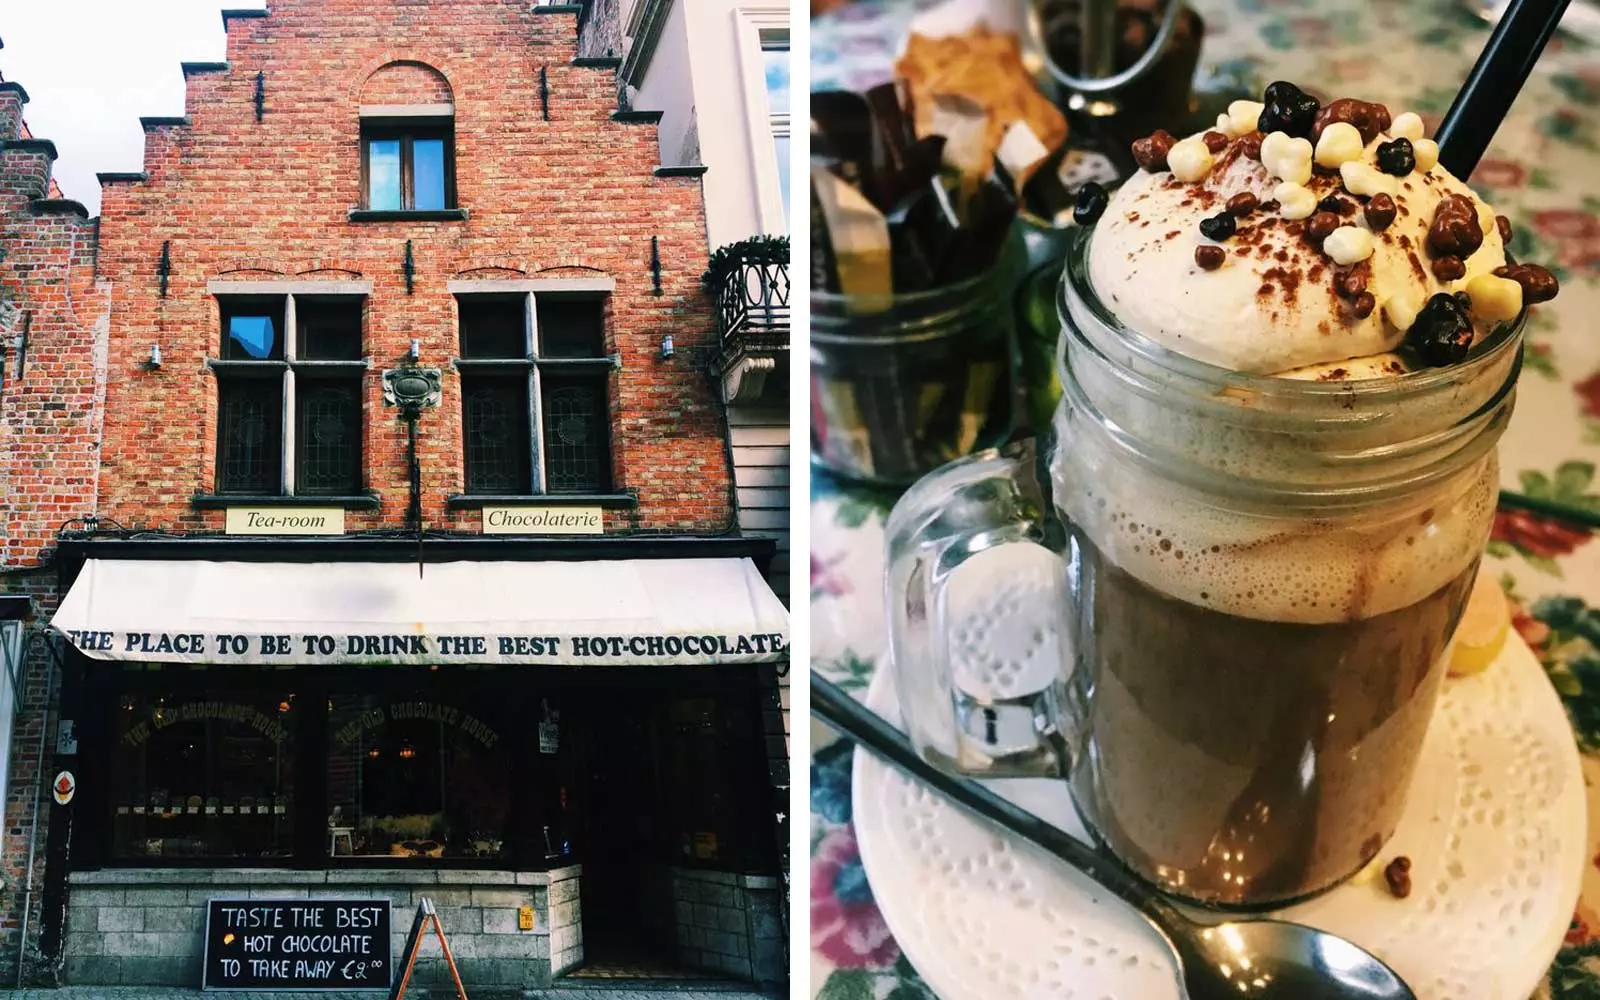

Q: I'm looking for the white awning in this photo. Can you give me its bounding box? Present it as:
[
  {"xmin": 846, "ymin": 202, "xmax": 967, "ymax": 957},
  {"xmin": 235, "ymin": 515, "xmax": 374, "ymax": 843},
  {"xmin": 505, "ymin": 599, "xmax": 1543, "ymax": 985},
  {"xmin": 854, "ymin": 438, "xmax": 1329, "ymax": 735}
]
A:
[{"xmin": 51, "ymin": 558, "xmax": 789, "ymax": 666}]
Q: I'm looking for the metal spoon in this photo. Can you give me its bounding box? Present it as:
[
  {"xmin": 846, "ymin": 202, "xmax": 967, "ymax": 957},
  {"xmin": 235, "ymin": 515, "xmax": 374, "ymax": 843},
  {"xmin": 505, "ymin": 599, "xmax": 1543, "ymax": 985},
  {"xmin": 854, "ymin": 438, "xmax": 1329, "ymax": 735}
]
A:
[{"xmin": 812, "ymin": 672, "xmax": 1417, "ymax": 1000}]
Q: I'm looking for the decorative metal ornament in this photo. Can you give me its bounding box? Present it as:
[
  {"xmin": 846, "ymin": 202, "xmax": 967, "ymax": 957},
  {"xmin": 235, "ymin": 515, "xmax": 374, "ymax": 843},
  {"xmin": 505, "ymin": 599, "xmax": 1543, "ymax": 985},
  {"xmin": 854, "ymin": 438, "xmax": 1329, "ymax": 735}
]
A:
[
  {"xmin": 157, "ymin": 241, "xmax": 172, "ymax": 298},
  {"xmin": 254, "ymin": 71, "xmax": 265, "ymax": 123},
  {"xmin": 540, "ymin": 66, "xmax": 549, "ymax": 121},
  {"xmin": 403, "ymin": 239, "xmax": 415, "ymax": 295},
  {"xmin": 650, "ymin": 235, "xmax": 662, "ymax": 296},
  {"xmin": 382, "ymin": 366, "xmax": 441, "ymax": 415}
]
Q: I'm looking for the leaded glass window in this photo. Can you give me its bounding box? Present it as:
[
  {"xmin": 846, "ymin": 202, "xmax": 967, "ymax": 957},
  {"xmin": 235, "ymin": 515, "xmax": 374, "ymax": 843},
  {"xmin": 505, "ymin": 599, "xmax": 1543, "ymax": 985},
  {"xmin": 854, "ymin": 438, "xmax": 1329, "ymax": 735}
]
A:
[
  {"xmin": 218, "ymin": 377, "xmax": 283, "ymax": 493},
  {"xmin": 457, "ymin": 293, "xmax": 613, "ymax": 496},
  {"xmin": 214, "ymin": 293, "xmax": 366, "ymax": 497}
]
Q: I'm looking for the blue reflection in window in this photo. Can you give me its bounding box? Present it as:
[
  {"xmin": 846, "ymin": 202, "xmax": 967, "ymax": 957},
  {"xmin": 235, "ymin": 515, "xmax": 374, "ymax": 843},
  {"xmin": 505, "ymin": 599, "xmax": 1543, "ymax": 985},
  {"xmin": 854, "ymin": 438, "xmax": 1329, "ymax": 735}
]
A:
[
  {"xmin": 762, "ymin": 44, "xmax": 789, "ymax": 115},
  {"xmin": 228, "ymin": 315, "xmax": 278, "ymax": 359},
  {"xmin": 368, "ymin": 139, "xmax": 401, "ymax": 211},
  {"xmin": 414, "ymin": 139, "xmax": 446, "ymax": 211}
]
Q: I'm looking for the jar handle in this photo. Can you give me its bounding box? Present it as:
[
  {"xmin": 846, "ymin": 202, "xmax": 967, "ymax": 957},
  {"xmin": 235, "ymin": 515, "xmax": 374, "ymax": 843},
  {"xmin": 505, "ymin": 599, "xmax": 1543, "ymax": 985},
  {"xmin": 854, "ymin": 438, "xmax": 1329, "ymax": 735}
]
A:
[{"xmin": 885, "ymin": 438, "xmax": 1076, "ymax": 779}]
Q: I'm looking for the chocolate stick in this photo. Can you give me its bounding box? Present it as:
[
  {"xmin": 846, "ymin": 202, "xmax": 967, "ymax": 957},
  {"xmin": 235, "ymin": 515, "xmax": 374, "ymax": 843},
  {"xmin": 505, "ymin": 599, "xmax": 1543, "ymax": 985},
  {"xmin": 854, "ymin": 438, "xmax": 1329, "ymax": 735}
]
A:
[{"xmin": 1435, "ymin": 0, "xmax": 1571, "ymax": 179}]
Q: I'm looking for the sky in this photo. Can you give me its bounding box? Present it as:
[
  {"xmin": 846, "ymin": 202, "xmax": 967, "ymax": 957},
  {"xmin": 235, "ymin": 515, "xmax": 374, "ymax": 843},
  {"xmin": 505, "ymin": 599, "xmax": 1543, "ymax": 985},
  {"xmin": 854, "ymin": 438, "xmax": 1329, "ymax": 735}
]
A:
[{"xmin": 0, "ymin": 1, "xmax": 265, "ymax": 215}]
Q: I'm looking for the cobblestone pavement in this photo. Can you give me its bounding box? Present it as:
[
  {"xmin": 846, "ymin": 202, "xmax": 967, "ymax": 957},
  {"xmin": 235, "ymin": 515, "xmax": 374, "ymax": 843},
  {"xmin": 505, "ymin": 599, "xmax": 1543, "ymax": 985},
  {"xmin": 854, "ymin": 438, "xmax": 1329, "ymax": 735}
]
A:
[{"xmin": 0, "ymin": 987, "xmax": 782, "ymax": 999}]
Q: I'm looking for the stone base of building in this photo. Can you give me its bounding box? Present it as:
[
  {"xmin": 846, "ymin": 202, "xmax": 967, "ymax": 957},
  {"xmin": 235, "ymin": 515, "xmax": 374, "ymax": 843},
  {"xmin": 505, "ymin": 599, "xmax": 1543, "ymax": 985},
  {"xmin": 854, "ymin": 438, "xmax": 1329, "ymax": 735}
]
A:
[
  {"xmin": 63, "ymin": 866, "xmax": 583, "ymax": 989},
  {"xmin": 644, "ymin": 867, "xmax": 784, "ymax": 985}
]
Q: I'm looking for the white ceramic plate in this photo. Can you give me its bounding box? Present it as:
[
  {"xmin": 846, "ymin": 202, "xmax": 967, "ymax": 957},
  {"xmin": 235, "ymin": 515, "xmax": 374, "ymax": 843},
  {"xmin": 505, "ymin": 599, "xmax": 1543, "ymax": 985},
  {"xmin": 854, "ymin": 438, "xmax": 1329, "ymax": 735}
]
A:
[{"xmin": 856, "ymin": 628, "xmax": 1585, "ymax": 1000}]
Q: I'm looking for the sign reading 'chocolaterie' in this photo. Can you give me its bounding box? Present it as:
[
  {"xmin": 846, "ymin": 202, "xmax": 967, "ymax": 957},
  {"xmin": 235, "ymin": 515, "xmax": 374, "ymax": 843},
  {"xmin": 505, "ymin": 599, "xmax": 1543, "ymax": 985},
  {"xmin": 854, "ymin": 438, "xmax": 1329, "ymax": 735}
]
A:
[
  {"xmin": 203, "ymin": 899, "xmax": 390, "ymax": 991},
  {"xmin": 481, "ymin": 505, "xmax": 603, "ymax": 534}
]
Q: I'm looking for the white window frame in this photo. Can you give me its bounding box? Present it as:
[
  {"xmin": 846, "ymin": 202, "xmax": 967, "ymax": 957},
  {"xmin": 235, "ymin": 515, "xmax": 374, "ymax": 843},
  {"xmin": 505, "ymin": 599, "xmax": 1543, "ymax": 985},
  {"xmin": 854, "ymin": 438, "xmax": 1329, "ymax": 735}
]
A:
[{"xmin": 732, "ymin": 6, "xmax": 789, "ymax": 235}]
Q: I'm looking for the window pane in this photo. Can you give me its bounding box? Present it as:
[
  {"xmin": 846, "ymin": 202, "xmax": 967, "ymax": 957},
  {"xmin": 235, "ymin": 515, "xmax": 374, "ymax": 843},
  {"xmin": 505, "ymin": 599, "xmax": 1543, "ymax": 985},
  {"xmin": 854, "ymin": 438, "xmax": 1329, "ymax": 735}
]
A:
[
  {"xmin": 413, "ymin": 138, "xmax": 447, "ymax": 211},
  {"xmin": 297, "ymin": 298, "xmax": 363, "ymax": 360},
  {"xmin": 462, "ymin": 375, "xmax": 532, "ymax": 494},
  {"xmin": 535, "ymin": 299, "xmax": 605, "ymax": 358},
  {"xmin": 111, "ymin": 692, "xmax": 296, "ymax": 860},
  {"xmin": 217, "ymin": 377, "xmax": 283, "ymax": 493},
  {"xmin": 326, "ymin": 694, "xmax": 511, "ymax": 860},
  {"xmin": 540, "ymin": 374, "xmax": 609, "ymax": 493},
  {"xmin": 762, "ymin": 40, "xmax": 789, "ymax": 115},
  {"xmin": 220, "ymin": 297, "xmax": 285, "ymax": 360},
  {"xmin": 459, "ymin": 298, "xmax": 527, "ymax": 359},
  {"xmin": 367, "ymin": 139, "xmax": 401, "ymax": 211},
  {"xmin": 295, "ymin": 378, "xmax": 362, "ymax": 495}
]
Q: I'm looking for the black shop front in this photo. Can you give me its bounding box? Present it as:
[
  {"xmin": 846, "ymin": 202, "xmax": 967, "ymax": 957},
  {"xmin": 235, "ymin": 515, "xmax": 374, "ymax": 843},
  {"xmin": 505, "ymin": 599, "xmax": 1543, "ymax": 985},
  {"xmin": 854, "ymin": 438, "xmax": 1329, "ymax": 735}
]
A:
[{"xmin": 37, "ymin": 537, "xmax": 789, "ymax": 989}]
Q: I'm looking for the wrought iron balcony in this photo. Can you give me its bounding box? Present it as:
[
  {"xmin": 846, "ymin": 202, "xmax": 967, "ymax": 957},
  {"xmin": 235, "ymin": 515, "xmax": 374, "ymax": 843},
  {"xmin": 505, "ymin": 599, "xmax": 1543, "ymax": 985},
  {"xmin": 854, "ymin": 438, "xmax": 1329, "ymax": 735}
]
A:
[{"xmin": 706, "ymin": 236, "xmax": 789, "ymax": 403}]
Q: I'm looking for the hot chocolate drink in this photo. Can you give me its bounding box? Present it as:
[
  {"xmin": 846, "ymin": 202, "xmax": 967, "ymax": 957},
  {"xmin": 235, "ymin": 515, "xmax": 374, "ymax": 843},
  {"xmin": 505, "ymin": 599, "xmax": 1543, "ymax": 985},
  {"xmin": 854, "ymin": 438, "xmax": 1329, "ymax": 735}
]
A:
[
  {"xmin": 1050, "ymin": 82, "xmax": 1558, "ymax": 905},
  {"xmin": 884, "ymin": 80, "xmax": 1562, "ymax": 910}
]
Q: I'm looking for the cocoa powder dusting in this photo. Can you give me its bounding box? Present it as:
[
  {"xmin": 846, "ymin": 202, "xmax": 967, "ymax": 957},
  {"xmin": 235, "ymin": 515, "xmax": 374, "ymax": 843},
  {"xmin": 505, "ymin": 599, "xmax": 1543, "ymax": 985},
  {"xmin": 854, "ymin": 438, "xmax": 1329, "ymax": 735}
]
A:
[{"xmin": 1405, "ymin": 250, "xmax": 1428, "ymax": 284}]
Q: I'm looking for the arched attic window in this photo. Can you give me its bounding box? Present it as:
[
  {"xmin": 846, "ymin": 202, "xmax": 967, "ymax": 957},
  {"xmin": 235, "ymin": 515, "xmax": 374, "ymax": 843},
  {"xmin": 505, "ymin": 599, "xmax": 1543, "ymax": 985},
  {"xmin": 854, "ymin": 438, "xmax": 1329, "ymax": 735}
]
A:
[{"xmin": 357, "ymin": 62, "xmax": 457, "ymax": 215}]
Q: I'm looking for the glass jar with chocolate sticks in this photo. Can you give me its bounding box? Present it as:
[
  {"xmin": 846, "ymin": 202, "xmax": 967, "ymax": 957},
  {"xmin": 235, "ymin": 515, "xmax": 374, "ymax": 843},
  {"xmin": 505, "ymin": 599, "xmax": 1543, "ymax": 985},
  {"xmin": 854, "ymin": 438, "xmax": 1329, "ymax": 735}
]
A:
[{"xmin": 810, "ymin": 59, "xmax": 1066, "ymax": 485}]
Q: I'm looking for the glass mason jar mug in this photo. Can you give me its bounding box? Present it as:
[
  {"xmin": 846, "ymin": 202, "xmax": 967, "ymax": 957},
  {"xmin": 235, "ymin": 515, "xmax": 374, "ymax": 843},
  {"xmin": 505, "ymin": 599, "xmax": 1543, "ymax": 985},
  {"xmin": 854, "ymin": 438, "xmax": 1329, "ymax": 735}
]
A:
[{"xmin": 886, "ymin": 229, "xmax": 1522, "ymax": 909}]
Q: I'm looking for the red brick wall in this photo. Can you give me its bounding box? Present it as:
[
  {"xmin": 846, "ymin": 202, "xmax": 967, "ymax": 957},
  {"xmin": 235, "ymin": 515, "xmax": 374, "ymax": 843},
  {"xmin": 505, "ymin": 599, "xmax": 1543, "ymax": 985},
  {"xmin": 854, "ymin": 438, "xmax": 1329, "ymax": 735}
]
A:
[
  {"xmin": 0, "ymin": 80, "xmax": 109, "ymax": 983},
  {"xmin": 96, "ymin": 0, "xmax": 729, "ymax": 535},
  {"xmin": 361, "ymin": 61, "xmax": 455, "ymax": 105}
]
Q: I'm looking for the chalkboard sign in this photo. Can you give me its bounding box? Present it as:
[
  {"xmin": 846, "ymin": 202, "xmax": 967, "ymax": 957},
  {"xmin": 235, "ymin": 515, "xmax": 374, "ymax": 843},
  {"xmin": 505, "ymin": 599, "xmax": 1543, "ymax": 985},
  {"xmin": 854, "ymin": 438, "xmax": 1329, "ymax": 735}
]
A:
[{"xmin": 203, "ymin": 898, "xmax": 392, "ymax": 992}]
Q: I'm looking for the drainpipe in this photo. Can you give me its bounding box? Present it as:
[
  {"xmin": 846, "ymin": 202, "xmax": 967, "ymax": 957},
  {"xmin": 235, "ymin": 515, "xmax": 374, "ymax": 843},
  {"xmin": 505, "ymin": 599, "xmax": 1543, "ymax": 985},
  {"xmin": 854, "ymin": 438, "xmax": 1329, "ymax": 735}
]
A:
[{"xmin": 16, "ymin": 637, "xmax": 55, "ymax": 987}]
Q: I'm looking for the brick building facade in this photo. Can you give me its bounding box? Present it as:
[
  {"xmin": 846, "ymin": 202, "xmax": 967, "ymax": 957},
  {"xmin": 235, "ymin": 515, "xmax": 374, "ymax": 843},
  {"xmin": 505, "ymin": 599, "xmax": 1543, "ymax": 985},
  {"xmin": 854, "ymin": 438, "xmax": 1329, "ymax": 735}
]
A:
[
  {"xmin": 0, "ymin": 3, "xmax": 787, "ymax": 990},
  {"xmin": 0, "ymin": 72, "xmax": 111, "ymax": 988}
]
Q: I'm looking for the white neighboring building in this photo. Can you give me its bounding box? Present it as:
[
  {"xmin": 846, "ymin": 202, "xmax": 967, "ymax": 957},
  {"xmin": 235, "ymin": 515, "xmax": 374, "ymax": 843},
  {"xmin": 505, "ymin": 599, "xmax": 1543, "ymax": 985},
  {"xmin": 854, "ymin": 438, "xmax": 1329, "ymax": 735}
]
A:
[{"xmin": 580, "ymin": 0, "xmax": 791, "ymax": 606}]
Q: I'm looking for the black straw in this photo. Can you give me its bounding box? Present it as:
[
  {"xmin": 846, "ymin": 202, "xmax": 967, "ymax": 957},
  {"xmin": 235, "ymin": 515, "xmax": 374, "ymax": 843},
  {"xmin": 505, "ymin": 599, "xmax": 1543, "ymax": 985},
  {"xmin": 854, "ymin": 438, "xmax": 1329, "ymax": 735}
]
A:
[{"xmin": 1435, "ymin": 0, "xmax": 1571, "ymax": 179}]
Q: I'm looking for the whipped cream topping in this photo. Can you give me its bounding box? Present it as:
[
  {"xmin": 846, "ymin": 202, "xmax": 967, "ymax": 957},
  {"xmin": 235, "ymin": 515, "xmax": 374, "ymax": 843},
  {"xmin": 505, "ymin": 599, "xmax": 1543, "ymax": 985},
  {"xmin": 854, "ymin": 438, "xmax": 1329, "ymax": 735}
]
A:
[{"xmin": 1089, "ymin": 132, "xmax": 1507, "ymax": 376}]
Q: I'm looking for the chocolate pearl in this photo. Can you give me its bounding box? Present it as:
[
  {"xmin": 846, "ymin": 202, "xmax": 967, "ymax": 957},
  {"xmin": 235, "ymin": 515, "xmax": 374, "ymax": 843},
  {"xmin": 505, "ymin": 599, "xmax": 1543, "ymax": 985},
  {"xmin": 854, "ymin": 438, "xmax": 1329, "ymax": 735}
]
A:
[
  {"xmin": 1431, "ymin": 255, "xmax": 1466, "ymax": 281},
  {"xmin": 1375, "ymin": 137, "xmax": 1415, "ymax": 176},
  {"xmin": 1364, "ymin": 193, "xmax": 1397, "ymax": 231},
  {"xmin": 1131, "ymin": 129, "xmax": 1176, "ymax": 172},
  {"xmin": 1428, "ymin": 194, "xmax": 1484, "ymax": 258},
  {"xmin": 1384, "ymin": 857, "xmax": 1412, "ymax": 898},
  {"xmin": 1194, "ymin": 245, "xmax": 1226, "ymax": 270},
  {"xmin": 1237, "ymin": 132, "xmax": 1263, "ymax": 160},
  {"xmin": 1202, "ymin": 130, "xmax": 1229, "ymax": 154},
  {"xmin": 1073, "ymin": 182, "xmax": 1109, "ymax": 226},
  {"xmin": 1305, "ymin": 211, "xmax": 1340, "ymax": 243},
  {"xmin": 1496, "ymin": 215, "xmax": 1512, "ymax": 242},
  {"xmin": 1352, "ymin": 291, "xmax": 1376, "ymax": 319},
  {"xmin": 1258, "ymin": 81, "xmax": 1320, "ymax": 139},
  {"xmin": 1226, "ymin": 192, "xmax": 1259, "ymax": 217},
  {"xmin": 1198, "ymin": 212, "xmax": 1237, "ymax": 241},
  {"xmin": 1335, "ymin": 265, "xmax": 1369, "ymax": 300},
  {"xmin": 1405, "ymin": 292, "xmax": 1474, "ymax": 366},
  {"xmin": 1317, "ymin": 195, "xmax": 1355, "ymax": 217},
  {"xmin": 1496, "ymin": 262, "xmax": 1560, "ymax": 304},
  {"xmin": 1312, "ymin": 97, "xmax": 1393, "ymax": 145}
]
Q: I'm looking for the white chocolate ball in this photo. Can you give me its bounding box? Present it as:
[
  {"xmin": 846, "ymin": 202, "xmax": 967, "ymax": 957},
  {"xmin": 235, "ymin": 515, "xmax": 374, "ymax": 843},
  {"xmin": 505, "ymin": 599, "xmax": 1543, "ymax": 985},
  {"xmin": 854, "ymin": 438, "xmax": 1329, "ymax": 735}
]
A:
[
  {"xmin": 1274, "ymin": 181, "xmax": 1318, "ymax": 220},
  {"xmin": 1390, "ymin": 112, "xmax": 1425, "ymax": 141},
  {"xmin": 1314, "ymin": 122, "xmax": 1365, "ymax": 169},
  {"xmin": 1340, "ymin": 160, "xmax": 1398, "ymax": 198},
  {"xmin": 1167, "ymin": 136, "xmax": 1215, "ymax": 182},
  {"xmin": 1323, "ymin": 226, "xmax": 1375, "ymax": 266},
  {"xmin": 1413, "ymin": 138, "xmax": 1440, "ymax": 173},
  {"xmin": 1465, "ymin": 273, "xmax": 1523, "ymax": 322}
]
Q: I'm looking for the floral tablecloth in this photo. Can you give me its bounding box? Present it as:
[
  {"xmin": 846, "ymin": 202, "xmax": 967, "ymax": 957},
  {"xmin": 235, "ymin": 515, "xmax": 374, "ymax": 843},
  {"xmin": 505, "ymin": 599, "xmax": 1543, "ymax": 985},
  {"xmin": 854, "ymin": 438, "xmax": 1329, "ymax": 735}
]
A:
[{"xmin": 809, "ymin": 1, "xmax": 1600, "ymax": 998}]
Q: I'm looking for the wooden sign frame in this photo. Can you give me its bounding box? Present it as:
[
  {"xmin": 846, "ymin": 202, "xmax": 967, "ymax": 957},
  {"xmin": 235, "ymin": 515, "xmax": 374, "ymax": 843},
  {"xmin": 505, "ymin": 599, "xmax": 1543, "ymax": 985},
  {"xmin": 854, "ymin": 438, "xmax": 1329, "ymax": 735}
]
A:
[{"xmin": 388, "ymin": 898, "xmax": 468, "ymax": 1000}]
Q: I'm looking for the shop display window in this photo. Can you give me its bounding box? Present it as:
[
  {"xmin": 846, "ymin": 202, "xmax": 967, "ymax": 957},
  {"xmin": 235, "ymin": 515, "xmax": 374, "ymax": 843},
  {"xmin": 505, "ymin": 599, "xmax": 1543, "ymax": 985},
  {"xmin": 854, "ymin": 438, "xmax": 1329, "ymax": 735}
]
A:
[
  {"xmin": 110, "ymin": 693, "xmax": 296, "ymax": 860},
  {"xmin": 326, "ymin": 694, "xmax": 511, "ymax": 860}
]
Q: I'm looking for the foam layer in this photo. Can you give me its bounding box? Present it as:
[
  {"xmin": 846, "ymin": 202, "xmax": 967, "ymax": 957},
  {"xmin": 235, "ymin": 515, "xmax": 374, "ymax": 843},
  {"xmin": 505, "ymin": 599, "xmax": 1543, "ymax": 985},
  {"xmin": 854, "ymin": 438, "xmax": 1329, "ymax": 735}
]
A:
[
  {"xmin": 1090, "ymin": 135, "xmax": 1506, "ymax": 375},
  {"xmin": 1051, "ymin": 396, "xmax": 1497, "ymax": 624}
]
